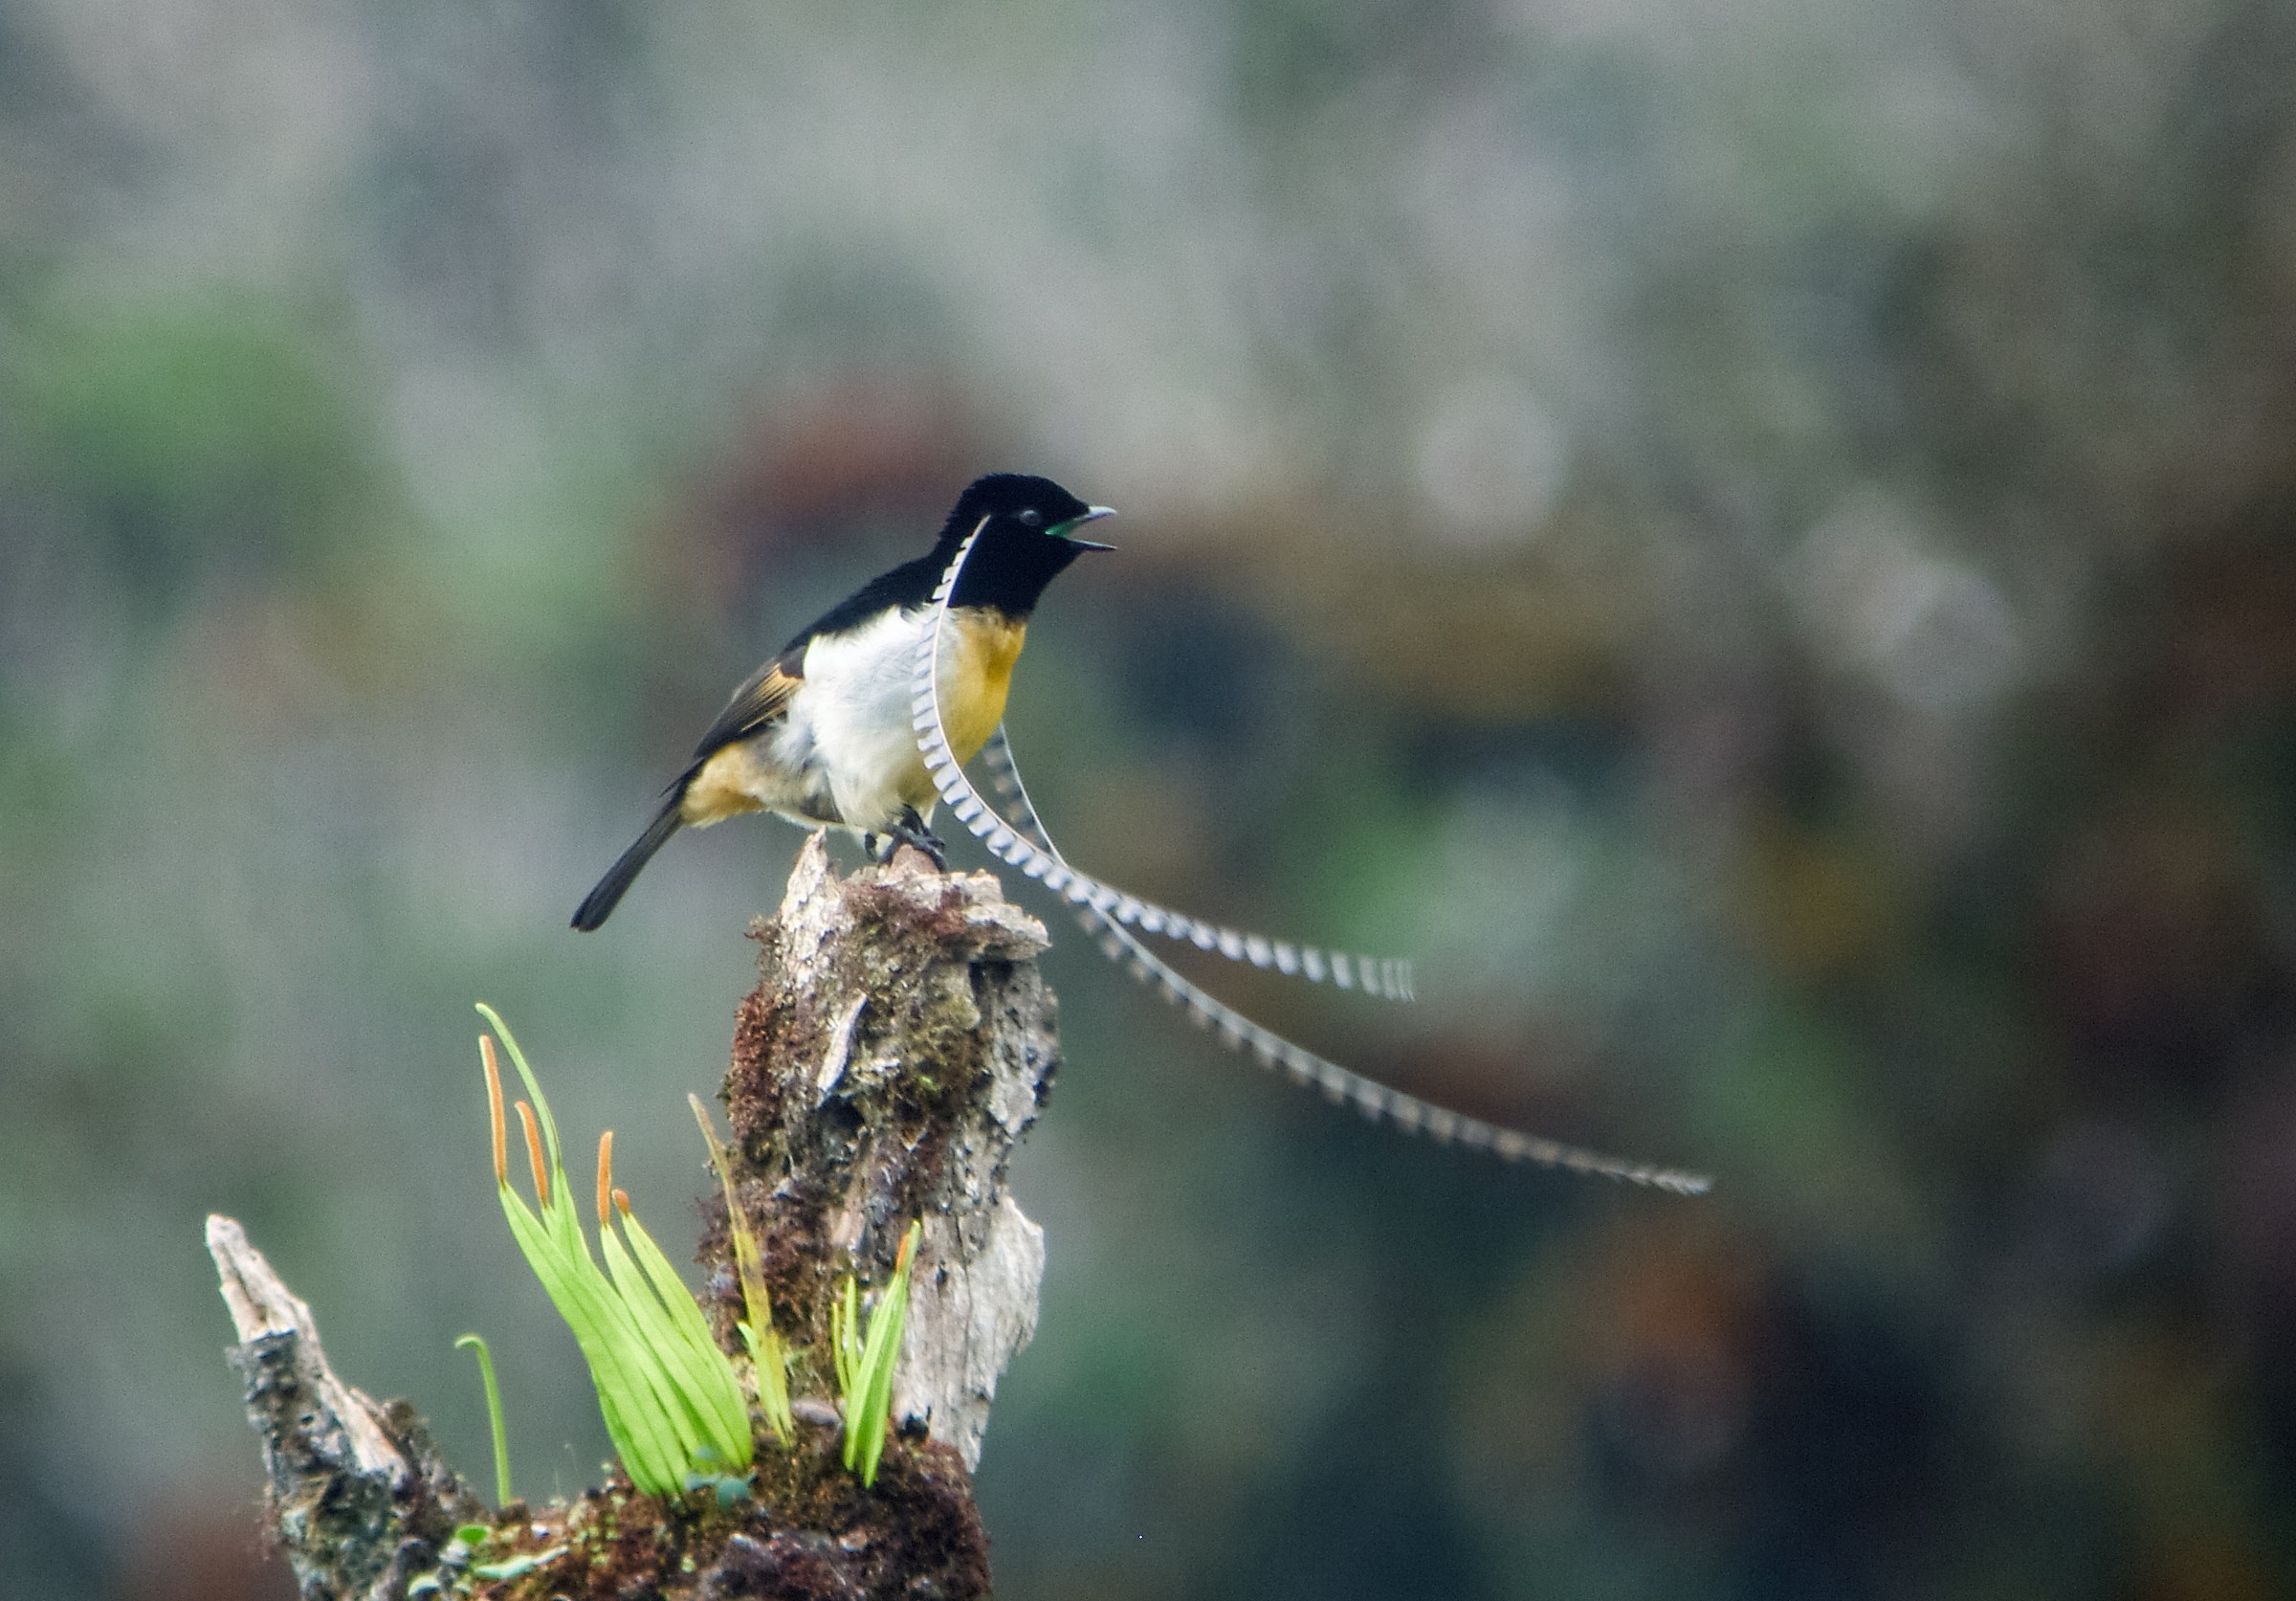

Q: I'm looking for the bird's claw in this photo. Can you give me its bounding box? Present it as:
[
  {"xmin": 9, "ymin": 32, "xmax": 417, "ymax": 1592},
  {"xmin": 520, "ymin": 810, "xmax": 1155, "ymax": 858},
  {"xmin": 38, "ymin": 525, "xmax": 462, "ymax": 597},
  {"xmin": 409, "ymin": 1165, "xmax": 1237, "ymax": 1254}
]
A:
[{"xmin": 886, "ymin": 808, "xmax": 948, "ymax": 870}]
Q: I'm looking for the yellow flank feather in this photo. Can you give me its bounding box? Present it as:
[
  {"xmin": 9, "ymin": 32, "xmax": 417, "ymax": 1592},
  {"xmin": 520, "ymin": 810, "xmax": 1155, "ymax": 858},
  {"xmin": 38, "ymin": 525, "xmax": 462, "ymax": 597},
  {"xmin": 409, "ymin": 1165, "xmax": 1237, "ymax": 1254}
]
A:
[
  {"xmin": 683, "ymin": 744, "xmax": 773, "ymax": 826},
  {"xmin": 942, "ymin": 609, "xmax": 1027, "ymax": 765}
]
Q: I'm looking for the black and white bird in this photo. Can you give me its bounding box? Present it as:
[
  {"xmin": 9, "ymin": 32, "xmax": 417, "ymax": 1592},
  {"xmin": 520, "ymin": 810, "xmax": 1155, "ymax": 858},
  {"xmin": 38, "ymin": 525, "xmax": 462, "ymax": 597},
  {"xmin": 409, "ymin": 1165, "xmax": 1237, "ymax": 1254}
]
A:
[
  {"xmin": 572, "ymin": 474, "xmax": 1111, "ymax": 932},
  {"xmin": 575, "ymin": 472, "xmax": 1708, "ymax": 1193}
]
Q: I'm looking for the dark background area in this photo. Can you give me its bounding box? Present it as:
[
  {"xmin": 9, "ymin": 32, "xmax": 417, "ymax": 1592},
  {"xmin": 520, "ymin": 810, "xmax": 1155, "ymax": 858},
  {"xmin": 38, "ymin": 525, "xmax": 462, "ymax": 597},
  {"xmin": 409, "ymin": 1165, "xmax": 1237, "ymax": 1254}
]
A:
[{"xmin": 3, "ymin": 2, "xmax": 2294, "ymax": 1597}]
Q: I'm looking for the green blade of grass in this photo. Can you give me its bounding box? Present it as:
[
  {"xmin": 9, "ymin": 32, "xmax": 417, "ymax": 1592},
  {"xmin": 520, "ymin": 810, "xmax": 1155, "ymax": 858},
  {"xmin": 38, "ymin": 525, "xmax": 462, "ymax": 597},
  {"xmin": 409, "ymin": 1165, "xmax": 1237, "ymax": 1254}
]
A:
[
  {"xmin": 491, "ymin": 1114, "xmax": 692, "ymax": 1496},
  {"xmin": 736, "ymin": 1319, "xmax": 793, "ymax": 1443},
  {"xmin": 597, "ymin": 1213, "xmax": 737, "ymax": 1471},
  {"xmin": 563, "ymin": 1226, "xmax": 711, "ymax": 1486},
  {"xmin": 476, "ymin": 1006, "xmax": 765, "ymax": 1498},
  {"xmin": 454, "ymin": 1334, "xmax": 513, "ymax": 1505},
  {"xmin": 598, "ymin": 1227, "xmax": 713, "ymax": 1459},
  {"xmin": 845, "ymin": 1220, "xmax": 922, "ymax": 1486},
  {"xmin": 689, "ymin": 1096, "xmax": 794, "ymax": 1444},
  {"xmin": 614, "ymin": 1206, "xmax": 752, "ymax": 1464},
  {"xmin": 831, "ymin": 1276, "xmax": 860, "ymax": 1401},
  {"xmin": 496, "ymin": 1182, "xmax": 687, "ymax": 1496}
]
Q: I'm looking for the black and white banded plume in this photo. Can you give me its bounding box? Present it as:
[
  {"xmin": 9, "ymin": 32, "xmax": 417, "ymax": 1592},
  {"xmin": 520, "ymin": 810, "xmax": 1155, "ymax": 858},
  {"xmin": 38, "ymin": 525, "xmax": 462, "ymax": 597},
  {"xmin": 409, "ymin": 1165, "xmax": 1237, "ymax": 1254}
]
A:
[
  {"xmin": 911, "ymin": 524, "xmax": 1711, "ymax": 1194},
  {"xmin": 909, "ymin": 525, "xmax": 1416, "ymax": 1004},
  {"xmin": 982, "ymin": 729, "xmax": 1710, "ymax": 1191}
]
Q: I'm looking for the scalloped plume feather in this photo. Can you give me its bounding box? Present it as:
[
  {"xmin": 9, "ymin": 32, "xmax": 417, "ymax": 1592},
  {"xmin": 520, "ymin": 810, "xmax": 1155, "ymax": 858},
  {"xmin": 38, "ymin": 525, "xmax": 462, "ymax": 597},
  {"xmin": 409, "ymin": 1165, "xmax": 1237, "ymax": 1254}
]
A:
[{"xmin": 909, "ymin": 523, "xmax": 1710, "ymax": 1195}]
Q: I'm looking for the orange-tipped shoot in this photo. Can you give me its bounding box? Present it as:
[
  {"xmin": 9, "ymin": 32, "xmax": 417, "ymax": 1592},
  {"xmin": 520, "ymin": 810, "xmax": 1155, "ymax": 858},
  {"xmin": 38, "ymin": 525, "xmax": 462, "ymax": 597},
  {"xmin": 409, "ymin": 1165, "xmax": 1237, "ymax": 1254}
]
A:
[
  {"xmin": 516, "ymin": 1101, "xmax": 548, "ymax": 1207},
  {"xmin": 481, "ymin": 1035, "xmax": 508, "ymax": 1186},
  {"xmin": 473, "ymin": 1003, "xmax": 755, "ymax": 1498}
]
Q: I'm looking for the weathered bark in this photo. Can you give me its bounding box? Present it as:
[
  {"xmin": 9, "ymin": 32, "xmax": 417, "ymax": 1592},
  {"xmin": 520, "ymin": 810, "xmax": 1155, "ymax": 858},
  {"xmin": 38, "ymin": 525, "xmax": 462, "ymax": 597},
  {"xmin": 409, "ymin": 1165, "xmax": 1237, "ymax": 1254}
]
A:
[
  {"xmin": 709, "ymin": 834, "xmax": 1054, "ymax": 1474},
  {"xmin": 211, "ymin": 838, "xmax": 1058, "ymax": 1600},
  {"xmin": 206, "ymin": 1214, "xmax": 485, "ymax": 1601}
]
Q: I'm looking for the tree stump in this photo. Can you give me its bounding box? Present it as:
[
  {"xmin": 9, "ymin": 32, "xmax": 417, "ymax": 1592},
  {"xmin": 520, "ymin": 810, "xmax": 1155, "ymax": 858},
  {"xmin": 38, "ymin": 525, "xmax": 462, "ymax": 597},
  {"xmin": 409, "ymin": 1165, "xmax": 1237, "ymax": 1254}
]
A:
[{"xmin": 211, "ymin": 836, "xmax": 1059, "ymax": 1600}]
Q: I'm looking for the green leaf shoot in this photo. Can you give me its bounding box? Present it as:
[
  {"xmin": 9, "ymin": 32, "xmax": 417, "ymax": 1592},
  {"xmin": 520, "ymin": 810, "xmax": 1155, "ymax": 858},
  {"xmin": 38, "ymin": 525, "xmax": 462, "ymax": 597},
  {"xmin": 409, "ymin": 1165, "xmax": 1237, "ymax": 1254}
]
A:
[
  {"xmin": 831, "ymin": 1273, "xmax": 862, "ymax": 1403},
  {"xmin": 838, "ymin": 1219, "xmax": 922, "ymax": 1487},
  {"xmin": 453, "ymin": 1334, "xmax": 513, "ymax": 1506},
  {"xmin": 475, "ymin": 1005, "xmax": 754, "ymax": 1498},
  {"xmin": 691, "ymin": 1095, "xmax": 794, "ymax": 1444}
]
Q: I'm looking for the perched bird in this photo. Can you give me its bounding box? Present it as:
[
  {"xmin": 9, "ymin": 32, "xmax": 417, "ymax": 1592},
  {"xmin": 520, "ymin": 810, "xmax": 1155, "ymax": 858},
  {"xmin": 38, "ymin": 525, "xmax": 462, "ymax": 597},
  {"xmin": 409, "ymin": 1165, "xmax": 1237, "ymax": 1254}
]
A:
[
  {"xmin": 575, "ymin": 471, "xmax": 1707, "ymax": 1194},
  {"xmin": 572, "ymin": 473, "xmax": 1112, "ymax": 931}
]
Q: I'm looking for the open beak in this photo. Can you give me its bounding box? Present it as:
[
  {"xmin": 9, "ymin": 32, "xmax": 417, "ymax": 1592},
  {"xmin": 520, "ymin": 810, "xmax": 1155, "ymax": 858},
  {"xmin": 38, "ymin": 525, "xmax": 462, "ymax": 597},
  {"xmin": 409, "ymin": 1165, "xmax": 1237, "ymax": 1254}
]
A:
[{"xmin": 1062, "ymin": 506, "xmax": 1117, "ymax": 550}]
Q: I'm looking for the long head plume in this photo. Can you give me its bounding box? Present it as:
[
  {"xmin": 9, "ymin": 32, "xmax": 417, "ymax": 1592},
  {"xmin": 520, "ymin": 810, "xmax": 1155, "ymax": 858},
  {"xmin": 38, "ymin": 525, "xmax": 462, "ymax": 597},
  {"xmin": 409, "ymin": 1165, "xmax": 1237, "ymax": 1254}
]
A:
[
  {"xmin": 910, "ymin": 520, "xmax": 1417, "ymax": 1004},
  {"xmin": 910, "ymin": 524, "xmax": 1711, "ymax": 1194}
]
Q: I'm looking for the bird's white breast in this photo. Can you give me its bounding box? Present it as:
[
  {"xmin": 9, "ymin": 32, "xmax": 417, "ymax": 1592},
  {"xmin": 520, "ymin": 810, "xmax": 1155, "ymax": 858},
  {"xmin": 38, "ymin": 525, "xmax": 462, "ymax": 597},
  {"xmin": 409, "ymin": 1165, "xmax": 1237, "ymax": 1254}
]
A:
[{"xmin": 782, "ymin": 606, "xmax": 948, "ymax": 833}]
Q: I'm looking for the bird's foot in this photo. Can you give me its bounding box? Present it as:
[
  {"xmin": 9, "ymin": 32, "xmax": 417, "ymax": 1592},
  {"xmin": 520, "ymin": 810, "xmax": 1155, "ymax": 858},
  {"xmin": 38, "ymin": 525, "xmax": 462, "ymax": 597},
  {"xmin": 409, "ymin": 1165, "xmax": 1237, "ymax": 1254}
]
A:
[{"xmin": 886, "ymin": 807, "xmax": 948, "ymax": 870}]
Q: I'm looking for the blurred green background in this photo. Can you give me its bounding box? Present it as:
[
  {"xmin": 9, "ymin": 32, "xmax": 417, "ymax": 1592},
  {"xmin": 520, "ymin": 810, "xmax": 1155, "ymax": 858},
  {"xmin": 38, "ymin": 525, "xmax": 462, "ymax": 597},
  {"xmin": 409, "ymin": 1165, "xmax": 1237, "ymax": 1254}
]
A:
[{"xmin": 5, "ymin": 2, "xmax": 2295, "ymax": 1597}]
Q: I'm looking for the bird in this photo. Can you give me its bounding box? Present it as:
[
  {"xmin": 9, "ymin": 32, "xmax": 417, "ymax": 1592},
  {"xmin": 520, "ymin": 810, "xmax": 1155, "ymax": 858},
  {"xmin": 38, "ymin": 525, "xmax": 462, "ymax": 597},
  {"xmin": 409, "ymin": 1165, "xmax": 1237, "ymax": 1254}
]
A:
[
  {"xmin": 571, "ymin": 473, "xmax": 1113, "ymax": 932},
  {"xmin": 573, "ymin": 472, "xmax": 1707, "ymax": 1193}
]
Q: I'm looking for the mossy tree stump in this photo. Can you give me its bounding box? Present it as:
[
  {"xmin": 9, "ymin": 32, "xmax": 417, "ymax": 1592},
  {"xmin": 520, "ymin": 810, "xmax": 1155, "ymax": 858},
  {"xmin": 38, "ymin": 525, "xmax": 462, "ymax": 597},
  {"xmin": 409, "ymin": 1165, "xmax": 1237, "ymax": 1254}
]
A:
[{"xmin": 210, "ymin": 836, "xmax": 1059, "ymax": 1600}]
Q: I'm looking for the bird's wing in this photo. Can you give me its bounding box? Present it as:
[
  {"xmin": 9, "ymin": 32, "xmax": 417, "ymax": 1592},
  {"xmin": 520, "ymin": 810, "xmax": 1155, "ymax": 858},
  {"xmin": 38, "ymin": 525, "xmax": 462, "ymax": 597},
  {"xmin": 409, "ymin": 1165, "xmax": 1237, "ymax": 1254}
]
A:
[{"xmin": 689, "ymin": 647, "xmax": 805, "ymax": 762}]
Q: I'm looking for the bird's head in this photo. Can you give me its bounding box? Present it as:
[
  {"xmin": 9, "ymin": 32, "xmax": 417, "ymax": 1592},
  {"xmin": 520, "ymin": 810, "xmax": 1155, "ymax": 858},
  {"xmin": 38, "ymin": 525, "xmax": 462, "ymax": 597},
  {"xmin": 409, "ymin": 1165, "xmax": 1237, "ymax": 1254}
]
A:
[{"xmin": 939, "ymin": 473, "xmax": 1115, "ymax": 552}]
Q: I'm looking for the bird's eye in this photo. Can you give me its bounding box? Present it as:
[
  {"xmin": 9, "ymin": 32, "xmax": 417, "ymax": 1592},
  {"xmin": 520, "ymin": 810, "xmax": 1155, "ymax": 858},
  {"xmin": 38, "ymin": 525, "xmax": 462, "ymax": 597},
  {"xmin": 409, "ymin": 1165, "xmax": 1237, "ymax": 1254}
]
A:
[{"xmin": 1018, "ymin": 508, "xmax": 1043, "ymax": 528}]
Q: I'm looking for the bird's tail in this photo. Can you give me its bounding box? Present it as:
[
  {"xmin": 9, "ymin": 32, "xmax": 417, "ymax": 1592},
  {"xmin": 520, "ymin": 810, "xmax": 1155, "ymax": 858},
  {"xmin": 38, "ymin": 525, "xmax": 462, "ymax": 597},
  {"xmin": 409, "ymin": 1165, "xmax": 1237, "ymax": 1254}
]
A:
[{"xmin": 572, "ymin": 794, "xmax": 683, "ymax": 931}]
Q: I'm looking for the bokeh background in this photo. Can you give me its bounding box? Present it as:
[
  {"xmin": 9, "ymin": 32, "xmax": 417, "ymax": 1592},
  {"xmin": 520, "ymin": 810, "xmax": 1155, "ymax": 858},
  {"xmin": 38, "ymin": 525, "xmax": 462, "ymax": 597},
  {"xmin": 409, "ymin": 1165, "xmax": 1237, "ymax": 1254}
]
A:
[{"xmin": 5, "ymin": 2, "xmax": 2296, "ymax": 1597}]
